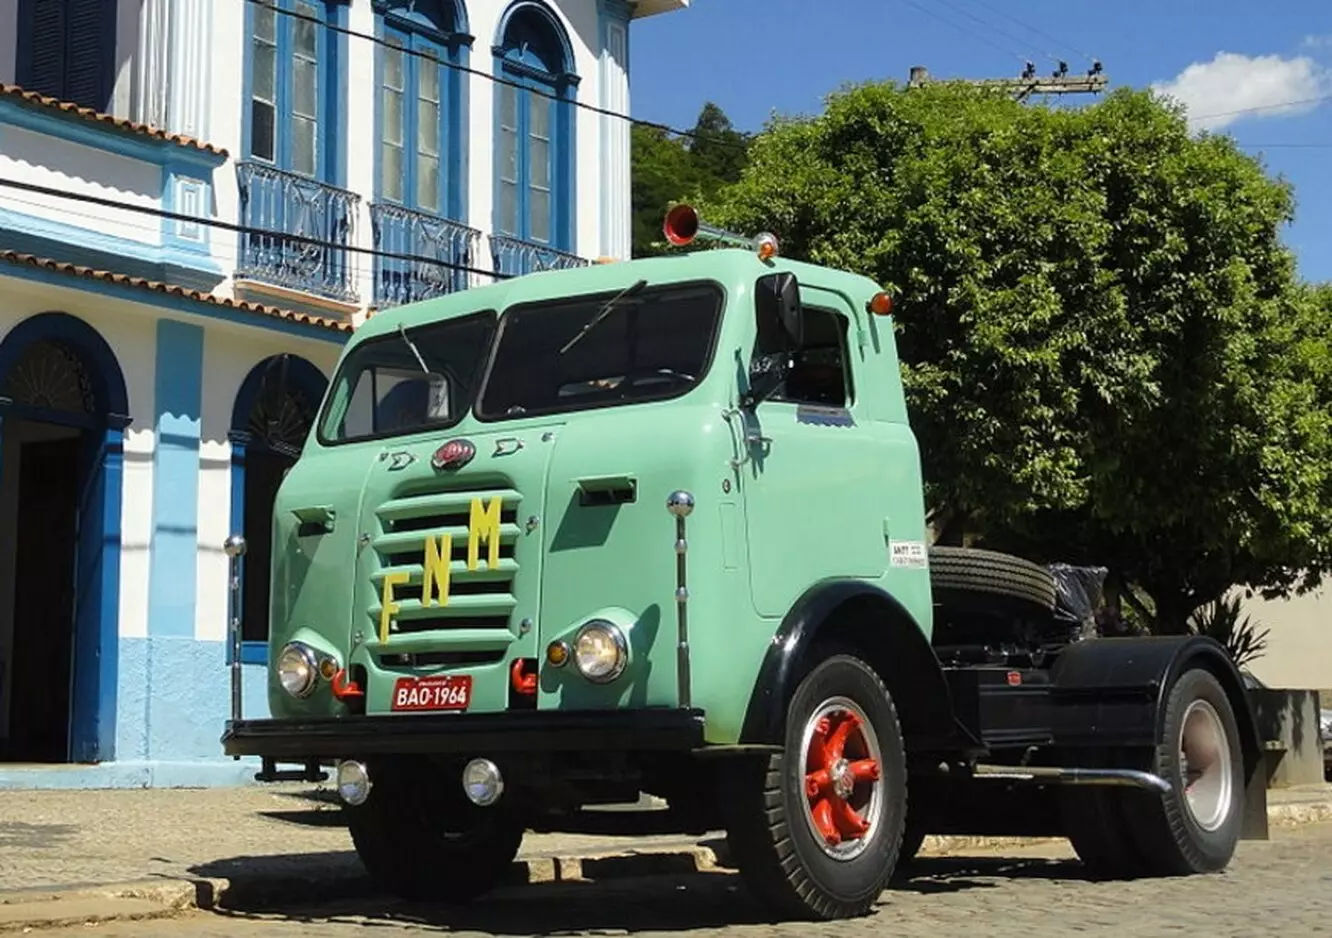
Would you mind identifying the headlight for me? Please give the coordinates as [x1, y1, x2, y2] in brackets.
[573, 621, 627, 683]
[277, 642, 320, 698]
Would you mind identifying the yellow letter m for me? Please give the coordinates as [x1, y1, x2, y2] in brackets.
[467, 496, 503, 571]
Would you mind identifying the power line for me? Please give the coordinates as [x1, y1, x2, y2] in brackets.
[890, 0, 1032, 64]
[245, 0, 732, 150]
[1190, 94, 1332, 123]
[959, 0, 1097, 64]
[931, 0, 1063, 65]
[0, 175, 517, 281]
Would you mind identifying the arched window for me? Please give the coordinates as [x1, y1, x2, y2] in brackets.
[493, 2, 577, 253]
[229, 355, 327, 664]
[376, 0, 468, 218]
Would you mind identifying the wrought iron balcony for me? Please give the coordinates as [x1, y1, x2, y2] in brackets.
[369, 203, 482, 309]
[235, 161, 361, 303]
[489, 235, 588, 278]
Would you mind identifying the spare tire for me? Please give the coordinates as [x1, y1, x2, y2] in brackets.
[928, 546, 1057, 614]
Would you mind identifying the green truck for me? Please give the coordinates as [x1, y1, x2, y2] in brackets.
[222, 206, 1268, 921]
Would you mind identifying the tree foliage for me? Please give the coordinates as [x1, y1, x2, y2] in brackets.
[631, 102, 751, 257]
[699, 80, 1332, 632]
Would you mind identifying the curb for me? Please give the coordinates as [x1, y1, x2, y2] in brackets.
[2, 797, 1328, 931]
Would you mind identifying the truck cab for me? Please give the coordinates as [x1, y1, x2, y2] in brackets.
[224, 208, 1267, 922]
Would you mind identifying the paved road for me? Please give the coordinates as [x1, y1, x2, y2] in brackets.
[29, 822, 1332, 938]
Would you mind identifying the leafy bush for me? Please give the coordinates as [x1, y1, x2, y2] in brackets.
[1188, 594, 1270, 668]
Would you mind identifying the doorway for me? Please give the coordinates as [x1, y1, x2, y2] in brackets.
[0, 422, 85, 763]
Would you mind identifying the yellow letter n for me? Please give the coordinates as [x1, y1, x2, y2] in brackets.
[378, 571, 410, 644]
[421, 534, 453, 607]
[468, 496, 502, 571]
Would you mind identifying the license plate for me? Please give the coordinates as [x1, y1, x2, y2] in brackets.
[390, 674, 473, 712]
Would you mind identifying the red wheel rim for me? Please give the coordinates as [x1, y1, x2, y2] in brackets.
[798, 696, 884, 861]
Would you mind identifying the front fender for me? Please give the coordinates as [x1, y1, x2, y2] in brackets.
[738, 579, 966, 752]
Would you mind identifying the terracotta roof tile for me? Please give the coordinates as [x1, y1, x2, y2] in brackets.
[0, 250, 352, 334]
[0, 84, 228, 157]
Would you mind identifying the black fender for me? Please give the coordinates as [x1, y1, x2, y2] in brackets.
[739, 580, 967, 753]
[1051, 634, 1268, 840]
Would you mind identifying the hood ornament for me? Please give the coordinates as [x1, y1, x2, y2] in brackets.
[431, 438, 476, 471]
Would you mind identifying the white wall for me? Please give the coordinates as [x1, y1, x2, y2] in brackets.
[0, 275, 343, 650]
[1241, 585, 1332, 691]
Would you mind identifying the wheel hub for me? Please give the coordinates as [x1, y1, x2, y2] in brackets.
[798, 697, 885, 861]
[1178, 698, 1234, 833]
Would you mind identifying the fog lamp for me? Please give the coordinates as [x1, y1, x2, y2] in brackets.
[573, 621, 627, 683]
[336, 760, 372, 806]
[277, 642, 319, 698]
[462, 758, 504, 806]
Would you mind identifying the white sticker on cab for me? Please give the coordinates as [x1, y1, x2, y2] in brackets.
[889, 540, 928, 569]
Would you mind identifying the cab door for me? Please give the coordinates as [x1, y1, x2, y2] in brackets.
[737, 286, 892, 620]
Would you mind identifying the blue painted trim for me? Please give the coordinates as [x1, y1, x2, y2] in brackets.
[373, 5, 467, 221]
[0, 97, 225, 171]
[491, 1, 578, 251]
[0, 311, 130, 418]
[76, 425, 124, 761]
[146, 319, 204, 639]
[0, 255, 350, 344]
[0, 203, 224, 289]
[0, 311, 128, 764]
[242, 0, 344, 184]
[226, 355, 329, 666]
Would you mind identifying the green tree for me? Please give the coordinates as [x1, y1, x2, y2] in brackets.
[699, 80, 1332, 632]
[630, 102, 752, 257]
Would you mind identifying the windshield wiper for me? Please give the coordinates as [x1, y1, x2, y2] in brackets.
[558, 279, 648, 356]
[399, 322, 431, 374]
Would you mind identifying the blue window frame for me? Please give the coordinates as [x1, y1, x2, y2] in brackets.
[15, 0, 117, 112]
[493, 2, 577, 251]
[245, 0, 344, 182]
[376, 0, 467, 221]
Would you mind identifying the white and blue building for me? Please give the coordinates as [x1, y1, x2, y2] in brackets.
[0, 0, 685, 788]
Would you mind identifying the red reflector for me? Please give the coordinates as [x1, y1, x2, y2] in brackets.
[1006, 671, 1022, 686]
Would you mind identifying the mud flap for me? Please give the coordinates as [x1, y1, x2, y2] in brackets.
[1241, 756, 1269, 840]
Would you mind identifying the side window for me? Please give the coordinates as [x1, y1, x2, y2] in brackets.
[760, 306, 853, 408]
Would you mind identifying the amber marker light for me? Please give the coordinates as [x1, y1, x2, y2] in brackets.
[867, 292, 894, 316]
[546, 640, 571, 667]
[755, 232, 780, 260]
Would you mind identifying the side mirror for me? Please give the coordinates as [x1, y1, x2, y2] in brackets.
[757, 272, 803, 349]
[744, 273, 804, 410]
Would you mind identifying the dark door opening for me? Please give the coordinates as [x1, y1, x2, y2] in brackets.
[0, 429, 84, 763]
[241, 448, 296, 644]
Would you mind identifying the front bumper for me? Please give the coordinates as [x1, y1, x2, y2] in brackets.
[222, 708, 708, 761]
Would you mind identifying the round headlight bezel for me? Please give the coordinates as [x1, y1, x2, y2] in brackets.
[277, 641, 320, 698]
[572, 621, 628, 684]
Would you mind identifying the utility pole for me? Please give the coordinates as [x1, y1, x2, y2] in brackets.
[907, 60, 1108, 102]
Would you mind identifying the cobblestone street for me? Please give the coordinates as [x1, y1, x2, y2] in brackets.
[23, 821, 1332, 938]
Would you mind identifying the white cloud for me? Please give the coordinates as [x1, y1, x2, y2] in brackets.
[1302, 35, 1332, 49]
[1152, 51, 1330, 131]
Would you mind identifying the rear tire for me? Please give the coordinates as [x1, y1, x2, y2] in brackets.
[1061, 667, 1245, 879]
[345, 762, 525, 903]
[722, 653, 907, 920]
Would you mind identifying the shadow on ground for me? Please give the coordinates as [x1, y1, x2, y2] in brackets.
[186, 851, 1092, 935]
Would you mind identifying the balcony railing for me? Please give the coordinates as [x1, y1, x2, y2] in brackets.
[236, 161, 361, 303]
[369, 203, 482, 309]
[489, 235, 588, 278]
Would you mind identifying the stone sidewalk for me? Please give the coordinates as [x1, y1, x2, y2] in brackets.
[0, 780, 1329, 930]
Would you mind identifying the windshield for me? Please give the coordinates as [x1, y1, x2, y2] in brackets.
[477, 281, 723, 420]
[316, 310, 496, 444]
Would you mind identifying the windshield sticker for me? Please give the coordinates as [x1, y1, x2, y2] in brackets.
[889, 540, 928, 569]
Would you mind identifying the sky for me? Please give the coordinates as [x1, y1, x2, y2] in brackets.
[627, 0, 1332, 284]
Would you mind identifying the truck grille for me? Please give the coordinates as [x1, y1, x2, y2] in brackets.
[369, 485, 522, 639]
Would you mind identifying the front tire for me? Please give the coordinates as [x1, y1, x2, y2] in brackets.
[723, 653, 907, 920]
[344, 761, 525, 903]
